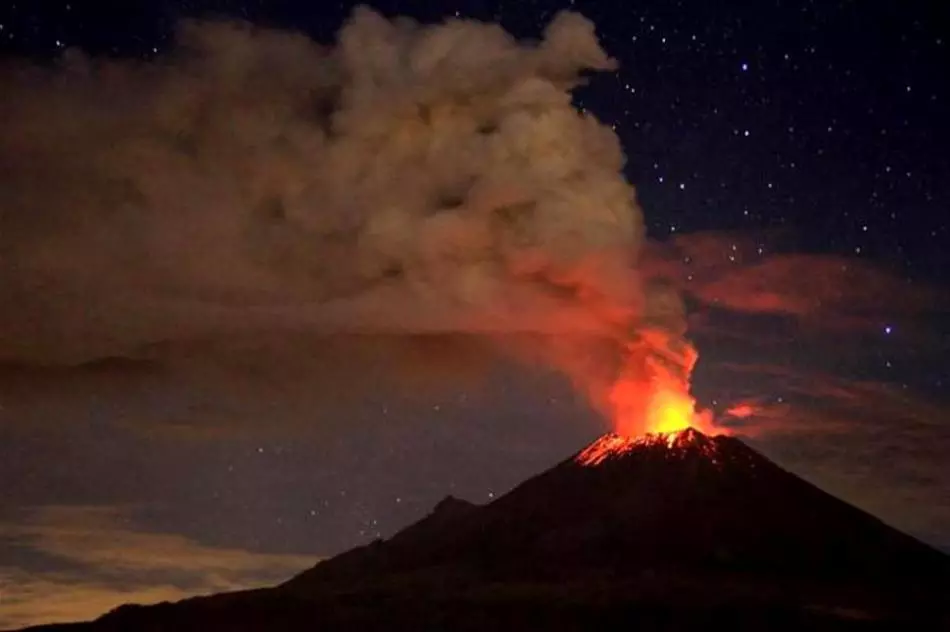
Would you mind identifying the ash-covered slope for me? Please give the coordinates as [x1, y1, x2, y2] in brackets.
[16, 429, 950, 631]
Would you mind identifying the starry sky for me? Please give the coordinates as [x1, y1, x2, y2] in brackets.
[1, 1, 949, 628]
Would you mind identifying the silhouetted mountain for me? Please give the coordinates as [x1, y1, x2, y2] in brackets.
[15, 429, 950, 631]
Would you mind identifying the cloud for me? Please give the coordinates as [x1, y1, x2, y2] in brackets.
[641, 230, 948, 332]
[0, 9, 640, 368]
[0, 6, 711, 438]
[0, 571, 192, 631]
[0, 505, 316, 629]
[713, 361, 949, 446]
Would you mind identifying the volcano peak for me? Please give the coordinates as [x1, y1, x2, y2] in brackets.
[574, 427, 717, 466]
[59, 421, 950, 632]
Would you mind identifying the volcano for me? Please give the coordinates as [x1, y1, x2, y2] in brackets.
[17, 429, 950, 631]
[284, 428, 948, 592]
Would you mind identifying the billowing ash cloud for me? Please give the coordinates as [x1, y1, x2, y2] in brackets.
[0, 7, 693, 427]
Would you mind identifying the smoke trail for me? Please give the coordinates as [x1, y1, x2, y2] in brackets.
[0, 7, 698, 433]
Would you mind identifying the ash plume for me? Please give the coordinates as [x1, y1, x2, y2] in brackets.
[0, 7, 696, 429]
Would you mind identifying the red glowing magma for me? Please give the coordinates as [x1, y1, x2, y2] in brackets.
[596, 329, 719, 438]
[578, 379, 722, 467]
[607, 370, 719, 438]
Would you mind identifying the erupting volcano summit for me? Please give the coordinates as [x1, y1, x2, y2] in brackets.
[574, 427, 717, 465]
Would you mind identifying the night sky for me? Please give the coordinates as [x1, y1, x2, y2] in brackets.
[1, 1, 949, 628]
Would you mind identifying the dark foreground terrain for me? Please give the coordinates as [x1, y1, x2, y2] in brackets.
[17, 429, 950, 631]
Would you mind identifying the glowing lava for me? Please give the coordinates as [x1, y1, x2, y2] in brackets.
[609, 378, 717, 438]
[644, 388, 696, 434]
[600, 329, 719, 438]
[575, 428, 717, 466]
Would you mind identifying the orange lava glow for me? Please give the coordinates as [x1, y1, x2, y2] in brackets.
[609, 377, 717, 438]
[644, 388, 696, 434]
[575, 427, 717, 466]
[602, 329, 709, 438]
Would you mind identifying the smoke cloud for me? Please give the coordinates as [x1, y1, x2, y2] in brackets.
[0, 7, 694, 430]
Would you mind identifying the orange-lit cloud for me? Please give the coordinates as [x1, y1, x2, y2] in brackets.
[641, 230, 948, 330]
[719, 396, 850, 438]
[0, 8, 706, 447]
[0, 505, 316, 629]
[0, 571, 193, 631]
[0, 10, 638, 369]
[717, 362, 949, 423]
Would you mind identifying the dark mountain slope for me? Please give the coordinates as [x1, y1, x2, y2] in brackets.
[16, 428, 950, 631]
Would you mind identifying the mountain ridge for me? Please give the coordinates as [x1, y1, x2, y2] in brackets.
[317, 428, 941, 585]
[13, 427, 950, 631]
